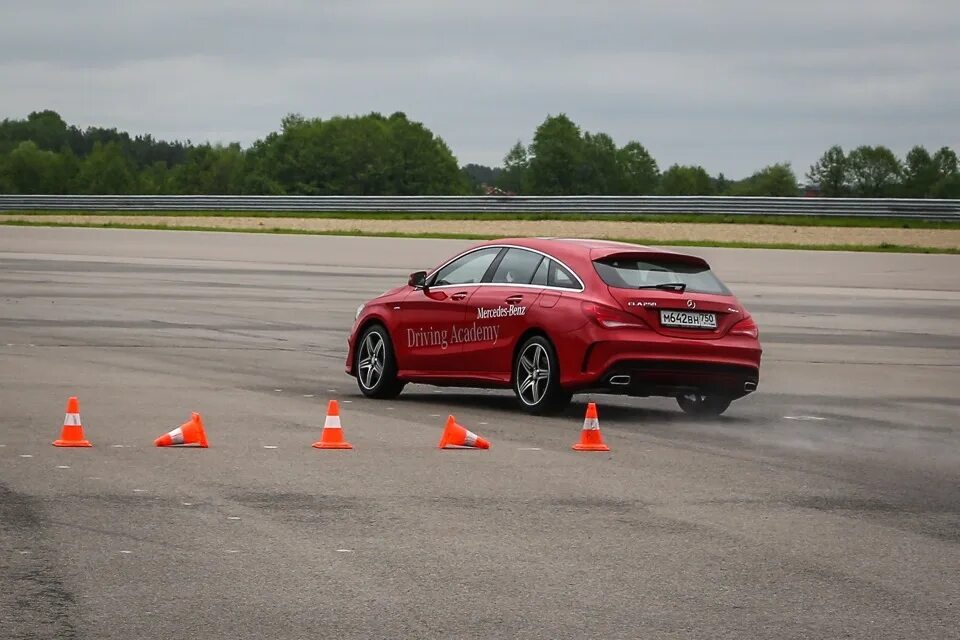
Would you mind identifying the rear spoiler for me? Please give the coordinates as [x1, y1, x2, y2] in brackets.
[591, 250, 710, 269]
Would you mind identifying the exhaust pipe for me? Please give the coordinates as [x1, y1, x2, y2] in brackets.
[609, 375, 631, 386]
[744, 381, 757, 392]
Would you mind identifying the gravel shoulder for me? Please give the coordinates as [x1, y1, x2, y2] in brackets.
[3, 214, 959, 249]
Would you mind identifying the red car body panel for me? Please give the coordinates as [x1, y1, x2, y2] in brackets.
[346, 238, 762, 399]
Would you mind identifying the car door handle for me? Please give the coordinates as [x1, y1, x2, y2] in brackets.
[451, 291, 469, 301]
[505, 295, 523, 304]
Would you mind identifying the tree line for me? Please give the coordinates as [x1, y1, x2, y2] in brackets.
[1, 109, 957, 198]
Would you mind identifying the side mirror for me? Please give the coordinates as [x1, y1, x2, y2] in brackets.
[408, 270, 428, 290]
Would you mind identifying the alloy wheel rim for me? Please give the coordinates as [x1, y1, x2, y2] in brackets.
[518, 343, 549, 406]
[358, 332, 385, 390]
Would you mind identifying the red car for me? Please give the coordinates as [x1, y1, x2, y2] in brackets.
[346, 238, 761, 416]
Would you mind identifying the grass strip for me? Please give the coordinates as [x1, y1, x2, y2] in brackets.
[3, 210, 960, 230]
[4, 219, 958, 255]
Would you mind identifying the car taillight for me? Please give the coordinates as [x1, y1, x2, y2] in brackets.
[730, 315, 759, 338]
[581, 302, 648, 330]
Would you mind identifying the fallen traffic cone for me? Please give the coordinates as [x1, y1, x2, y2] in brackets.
[312, 400, 353, 450]
[572, 402, 610, 452]
[155, 412, 208, 448]
[438, 415, 490, 449]
[53, 396, 92, 447]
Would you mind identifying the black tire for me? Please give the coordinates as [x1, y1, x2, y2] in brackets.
[676, 393, 731, 417]
[355, 324, 405, 399]
[512, 335, 571, 415]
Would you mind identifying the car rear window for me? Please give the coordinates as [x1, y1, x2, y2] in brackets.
[594, 258, 731, 295]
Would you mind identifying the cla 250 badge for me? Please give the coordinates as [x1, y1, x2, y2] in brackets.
[628, 301, 657, 308]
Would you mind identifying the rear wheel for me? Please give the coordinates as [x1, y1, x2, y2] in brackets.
[676, 393, 731, 417]
[513, 336, 571, 415]
[355, 324, 405, 399]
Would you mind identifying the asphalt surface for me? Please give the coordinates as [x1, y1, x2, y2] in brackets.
[1, 227, 958, 639]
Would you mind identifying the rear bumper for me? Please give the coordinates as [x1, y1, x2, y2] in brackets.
[584, 360, 759, 399]
[560, 329, 761, 399]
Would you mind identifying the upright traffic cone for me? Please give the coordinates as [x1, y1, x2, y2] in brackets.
[53, 396, 92, 447]
[438, 415, 490, 449]
[572, 402, 609, 451]
[154, 412, 208, 448]
[312, 400, 352, 449]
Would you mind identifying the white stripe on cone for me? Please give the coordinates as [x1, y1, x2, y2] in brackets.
[169, 427, 184, 445]
[582, 418, 600, 431]
[464, 431, 478, 446]
[63, 413, 81, 426]
[324, 416, 341, 429]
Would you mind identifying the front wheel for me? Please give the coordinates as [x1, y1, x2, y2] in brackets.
[355, 324, 405, 399]
[513, 335, 571, 415]
[676, 393, 731, 417]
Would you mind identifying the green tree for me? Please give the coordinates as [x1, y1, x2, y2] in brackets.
[526, 114, 584, 195]
[846, 145, 901, 197]
[616, 141, 659, 194]
[1, 140, 72, 193]
[658, 164, 714, 195]
[172, 144, 246, 194]
[138, 161, 173, 194]
[806, 145, 848, 196]
[901, 146, 938, 197]
[929, 147, 960, 198]
[579, 132, 619, 194]
[727, 163, 799, 196]
[497, 141, 529, 194]
[74, 141, 136, 194]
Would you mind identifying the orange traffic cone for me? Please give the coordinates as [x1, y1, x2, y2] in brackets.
[312, 400, 353, 450]
[572, 403, 609, 451]
[438, 415, 490, 449]
[53, 396, 92, 447]
[155, 412, 208, 448]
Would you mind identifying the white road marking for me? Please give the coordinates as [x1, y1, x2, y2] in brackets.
[263, 445, 278, 449]
[57, 465, 71, 469]
[274, 389, 283, 392]
[119, 550, 133, 554]
[327, 389, 337, 393]
[88, 477, 101, 480]
[228, 516, 241, 520]
[518, 447, 542, 451]
[479, 422, 489, 426]
[18, 550, 31, 555]
[19, 454, 33, 458]
[133, 489, 147, 493]
[0, 444, 6, 447]
[182, 502, 193, 506]
[343, 400, 352, 404]
[303, 394, 314, 398]
[336, 549, 354, 553]
[784, 415, 827, 421]
[430, 414, 441, 418]
[225, 549, 240, 554]
[111, 444, 126, 448]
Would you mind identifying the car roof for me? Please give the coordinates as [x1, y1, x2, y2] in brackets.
[477, 237, 706, 264]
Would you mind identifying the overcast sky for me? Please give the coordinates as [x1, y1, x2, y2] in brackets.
[2, 0, 958, 179]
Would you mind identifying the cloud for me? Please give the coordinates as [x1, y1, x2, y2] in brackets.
[1, 0, 957, 177]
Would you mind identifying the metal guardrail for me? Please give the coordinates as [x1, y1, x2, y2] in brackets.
[1, 195, 959, 220]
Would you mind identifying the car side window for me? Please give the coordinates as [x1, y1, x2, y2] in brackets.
[491, 249, 544, 285]
[431, 248, 501, 286]
[530, 257, 549, 286]
[548, 261, 580, 289]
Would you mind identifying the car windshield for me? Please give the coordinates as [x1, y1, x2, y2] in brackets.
[594, 258, 731, 295]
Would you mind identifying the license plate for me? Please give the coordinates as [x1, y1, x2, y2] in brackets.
[660, 310, 717, 329]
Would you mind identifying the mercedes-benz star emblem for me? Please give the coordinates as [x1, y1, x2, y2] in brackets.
[686, 299, 696, 309]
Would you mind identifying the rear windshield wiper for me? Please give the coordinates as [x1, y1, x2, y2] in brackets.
[636, 283, 687, 292]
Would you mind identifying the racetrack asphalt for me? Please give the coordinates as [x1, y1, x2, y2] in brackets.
[1, 227, 958, 639]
